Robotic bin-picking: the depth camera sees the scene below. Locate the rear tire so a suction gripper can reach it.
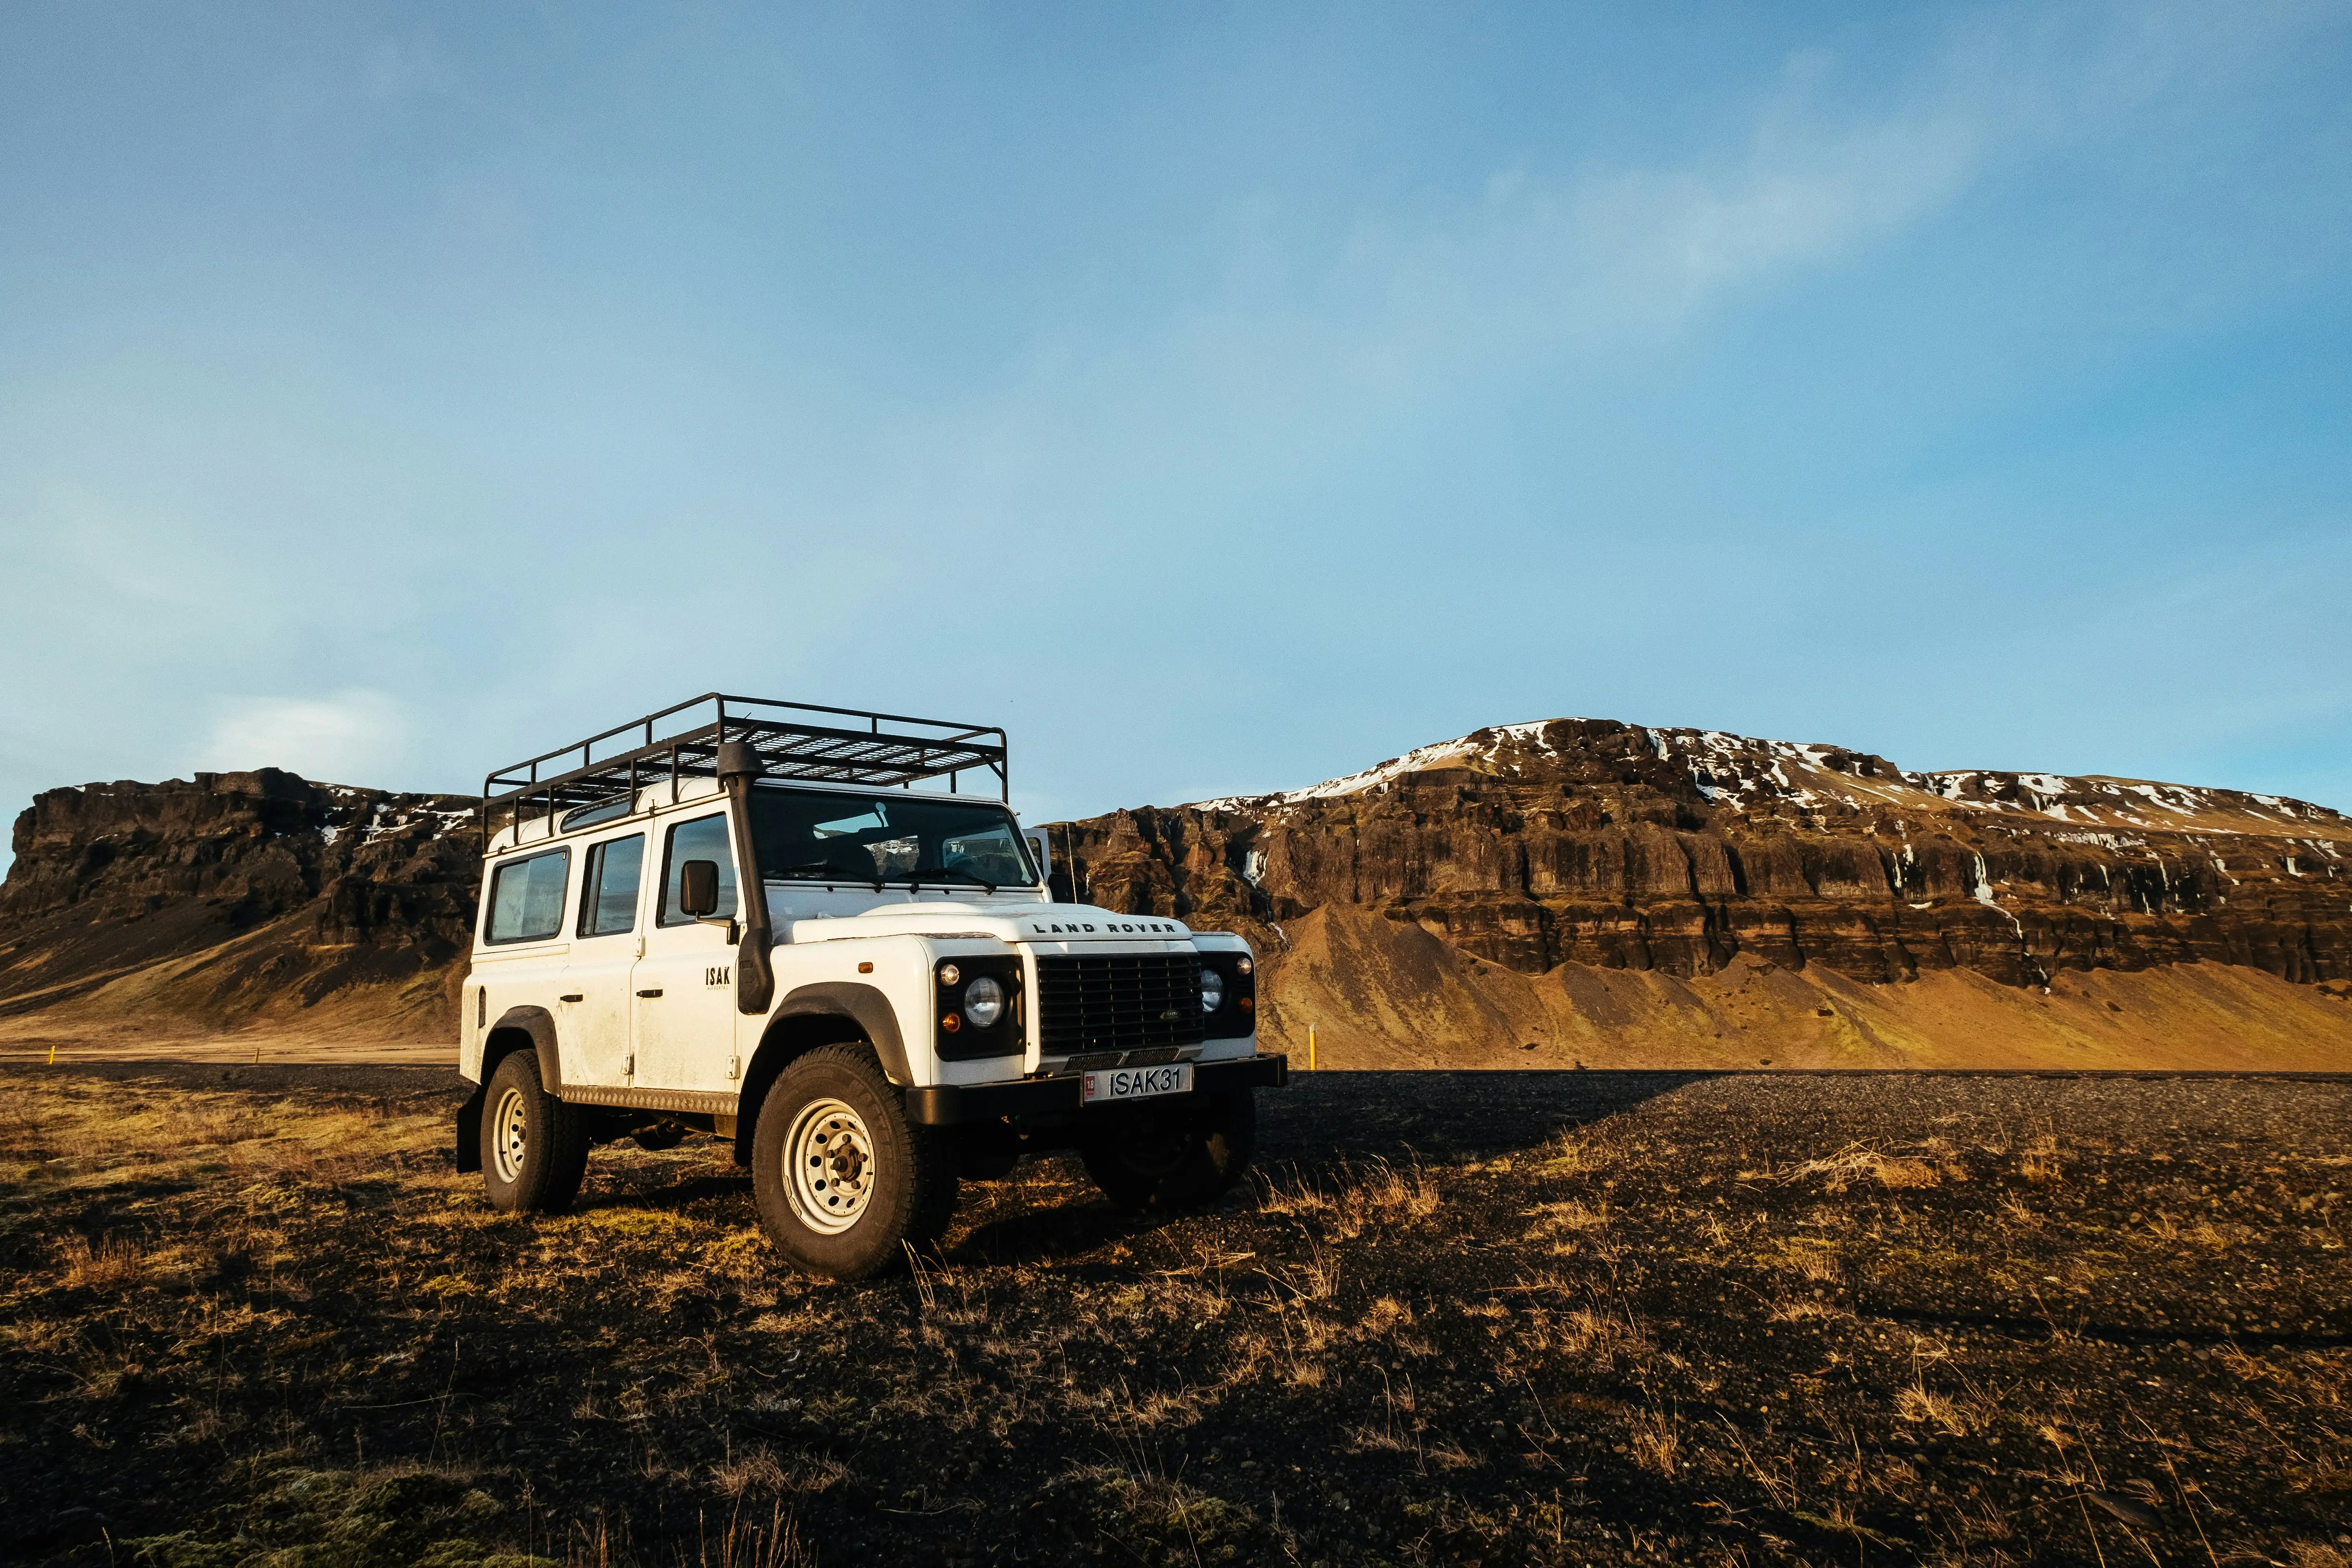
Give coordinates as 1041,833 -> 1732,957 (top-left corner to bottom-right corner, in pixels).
1082,1088 -> 1256,1211
480,1051 -> 591,1213
751,1044 -> 958,1279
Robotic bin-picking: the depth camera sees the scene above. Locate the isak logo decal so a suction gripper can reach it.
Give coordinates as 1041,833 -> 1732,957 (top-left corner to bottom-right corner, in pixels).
705,966 -> 732,988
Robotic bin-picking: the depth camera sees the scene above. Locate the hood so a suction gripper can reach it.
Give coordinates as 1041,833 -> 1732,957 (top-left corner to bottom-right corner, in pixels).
786,900 -> 1194,945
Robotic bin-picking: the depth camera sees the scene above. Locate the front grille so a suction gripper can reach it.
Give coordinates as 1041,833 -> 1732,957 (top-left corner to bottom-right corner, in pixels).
1037,954 -> 1204,1057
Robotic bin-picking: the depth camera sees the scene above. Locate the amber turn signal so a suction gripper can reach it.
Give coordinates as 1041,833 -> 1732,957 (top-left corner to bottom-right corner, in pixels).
941,1013 -> 961,1032
1238,995 -> 1254,1011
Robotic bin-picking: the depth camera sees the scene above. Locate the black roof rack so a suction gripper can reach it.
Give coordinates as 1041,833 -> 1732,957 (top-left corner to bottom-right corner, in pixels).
481,693 -> 1008,849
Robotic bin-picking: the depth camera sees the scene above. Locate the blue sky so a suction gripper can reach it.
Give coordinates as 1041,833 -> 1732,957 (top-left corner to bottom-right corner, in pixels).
2,1 -> 2348,827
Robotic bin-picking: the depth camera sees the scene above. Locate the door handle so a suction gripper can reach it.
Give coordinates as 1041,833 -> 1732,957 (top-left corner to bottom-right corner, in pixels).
559,993 -> 584,1003
637,988 -> 664,998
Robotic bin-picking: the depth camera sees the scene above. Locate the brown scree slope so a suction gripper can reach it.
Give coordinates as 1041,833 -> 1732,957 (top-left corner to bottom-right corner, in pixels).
1052,719 -> 2352,1070
3,719 -> 2350,1066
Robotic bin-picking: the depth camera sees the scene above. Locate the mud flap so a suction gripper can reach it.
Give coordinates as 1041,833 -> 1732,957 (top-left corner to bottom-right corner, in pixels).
456,1083 -> 485,1173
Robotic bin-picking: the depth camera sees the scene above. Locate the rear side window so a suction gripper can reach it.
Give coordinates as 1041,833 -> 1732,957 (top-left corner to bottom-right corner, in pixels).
659,814 -> 737,926
485,849 -> 570,943
579,834 -> 646,938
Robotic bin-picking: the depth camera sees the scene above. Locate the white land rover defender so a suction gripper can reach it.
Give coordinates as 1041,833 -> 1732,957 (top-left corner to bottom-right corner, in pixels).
456,694 -> 1286,1279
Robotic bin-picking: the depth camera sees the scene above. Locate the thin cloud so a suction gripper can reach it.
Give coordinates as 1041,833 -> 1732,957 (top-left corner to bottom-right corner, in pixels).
1377,0 -> 2291,346
934,0 -> 2328,529
201,689 -> 416,787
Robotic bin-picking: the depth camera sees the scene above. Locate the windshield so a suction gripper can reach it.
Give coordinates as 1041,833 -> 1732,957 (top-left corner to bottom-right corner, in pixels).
747,787 -> 1039,889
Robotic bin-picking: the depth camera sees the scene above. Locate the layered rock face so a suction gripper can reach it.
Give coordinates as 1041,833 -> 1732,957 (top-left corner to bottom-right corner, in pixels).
4,720 -> 2346,1052
1055,720 -> 2352,990
0,770 -> 479,1027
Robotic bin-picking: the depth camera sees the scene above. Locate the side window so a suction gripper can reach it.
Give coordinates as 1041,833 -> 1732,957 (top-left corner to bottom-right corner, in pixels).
578,834 -> 646,938
484,849 -> 571,943
659,814 -> 737,927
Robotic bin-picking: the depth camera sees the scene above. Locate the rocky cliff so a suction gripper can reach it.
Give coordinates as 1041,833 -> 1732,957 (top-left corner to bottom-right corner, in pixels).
0,770 -> 479,1040
1052,719 -> 2352,1068
5,719 -> 2349,1064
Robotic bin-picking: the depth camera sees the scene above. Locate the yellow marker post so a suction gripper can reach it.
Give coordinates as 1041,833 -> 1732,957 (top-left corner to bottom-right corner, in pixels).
1309,1026 -> 1316,1072
47,1042 -> 57,1066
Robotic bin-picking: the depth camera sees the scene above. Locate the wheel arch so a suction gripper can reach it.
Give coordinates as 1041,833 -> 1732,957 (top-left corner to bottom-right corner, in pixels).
461,1006 -> 562,1174
735,982 -> 912,1165
463,1011 -> 564,1170
485,1005 -> 564,1093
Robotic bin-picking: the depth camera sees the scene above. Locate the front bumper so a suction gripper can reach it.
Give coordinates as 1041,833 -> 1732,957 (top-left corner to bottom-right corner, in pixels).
905,1053 -> 1288,1126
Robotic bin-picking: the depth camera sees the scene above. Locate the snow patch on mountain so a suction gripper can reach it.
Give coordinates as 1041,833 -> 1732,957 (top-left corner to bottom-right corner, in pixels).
1186,716 -> 2348,844
1189,720 -> 1569,813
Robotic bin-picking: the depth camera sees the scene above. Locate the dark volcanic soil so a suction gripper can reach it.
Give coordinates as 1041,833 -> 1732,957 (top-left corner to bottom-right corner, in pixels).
3,1066 -> 2348,1567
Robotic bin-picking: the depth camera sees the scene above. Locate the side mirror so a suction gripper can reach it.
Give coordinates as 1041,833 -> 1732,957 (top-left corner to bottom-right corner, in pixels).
1047,870 -> 1075,904
680,859 -> 721,919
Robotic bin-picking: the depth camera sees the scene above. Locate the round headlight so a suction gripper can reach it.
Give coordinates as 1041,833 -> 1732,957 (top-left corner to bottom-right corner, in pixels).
963,974 -> 1005,1029
1200,967 -> 1226,1013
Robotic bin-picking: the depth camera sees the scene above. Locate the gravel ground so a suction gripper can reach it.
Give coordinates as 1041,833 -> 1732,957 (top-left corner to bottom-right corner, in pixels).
3,1064 -> 2348,1567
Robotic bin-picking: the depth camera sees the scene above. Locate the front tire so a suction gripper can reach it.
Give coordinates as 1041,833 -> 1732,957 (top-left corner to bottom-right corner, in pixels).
1082,1088 -> 1256,1211
751,1044 -> 958,1280
480,1051 -> 591,1213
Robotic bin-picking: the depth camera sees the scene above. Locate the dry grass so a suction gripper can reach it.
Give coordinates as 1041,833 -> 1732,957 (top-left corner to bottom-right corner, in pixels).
1255,1156 -> 1438,1242
1558,1307 -> 1649,1369
1767,1297 -> 1852,1323
1767,1236 -> 1845,1284
8,1077 -> 450,1203
1782,1142 -> 1946,1191
56,1233 -> 149,1289
1535,1129 -> 1619,1176
1628,1407 -> 1681,1475
1895,1383 -> 1973,1436
6,1066 -> 2347,1568
2019,1133 -> 2064,1184
711,1446 -> 791,1497
1523,1200 -> 1610,1237
1343,1420 -> 1412,1455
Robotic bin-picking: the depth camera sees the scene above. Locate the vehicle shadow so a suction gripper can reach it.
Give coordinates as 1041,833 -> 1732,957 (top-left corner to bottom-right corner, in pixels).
946,1181 -> 1176,1272
949,1069 -> 1717,1268
572,1170 -> 751,1213
1256,1068 -> 1719,1166
560,1071 -> 1719,1253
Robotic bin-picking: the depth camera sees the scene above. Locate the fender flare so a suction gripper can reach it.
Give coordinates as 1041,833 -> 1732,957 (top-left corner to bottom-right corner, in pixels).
486,1005 -> 564,1094
769,982 -> 912,1085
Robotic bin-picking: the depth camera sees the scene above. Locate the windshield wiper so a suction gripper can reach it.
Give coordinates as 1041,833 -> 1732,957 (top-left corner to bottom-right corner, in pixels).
905,867 -> 996,893
766,861 -> 1001,894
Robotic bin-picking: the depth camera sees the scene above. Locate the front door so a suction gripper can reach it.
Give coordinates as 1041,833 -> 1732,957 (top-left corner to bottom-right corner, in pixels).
634,810 -> 745,1091
559,830 -> 646,1088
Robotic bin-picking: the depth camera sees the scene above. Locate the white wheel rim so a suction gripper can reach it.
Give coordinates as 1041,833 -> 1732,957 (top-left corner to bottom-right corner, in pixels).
786,1097 -> 877,1235
492,1086 -> 530,1183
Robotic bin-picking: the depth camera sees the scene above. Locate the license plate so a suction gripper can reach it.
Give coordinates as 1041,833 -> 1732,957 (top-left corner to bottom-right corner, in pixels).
1082,1063 -> 1194,1104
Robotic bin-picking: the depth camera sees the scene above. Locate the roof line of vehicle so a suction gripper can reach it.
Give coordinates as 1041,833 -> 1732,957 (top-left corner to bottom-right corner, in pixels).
482,777 -> 1027,857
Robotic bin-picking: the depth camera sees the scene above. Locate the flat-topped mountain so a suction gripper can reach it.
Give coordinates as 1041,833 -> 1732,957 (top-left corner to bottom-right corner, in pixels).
1054,719 -> 2352,1069
0,769 -> 478,1042
3,719 -> 2348,1065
